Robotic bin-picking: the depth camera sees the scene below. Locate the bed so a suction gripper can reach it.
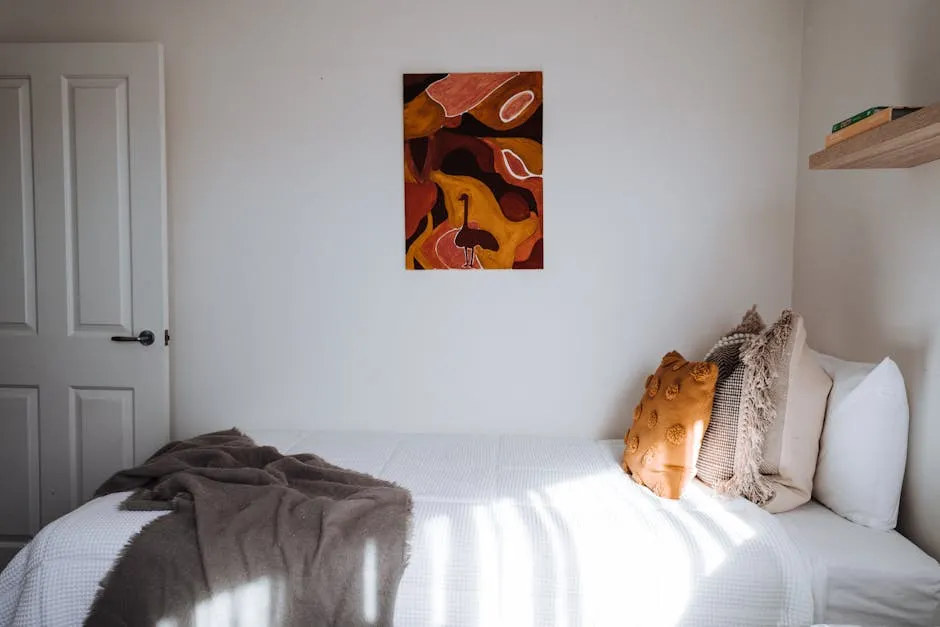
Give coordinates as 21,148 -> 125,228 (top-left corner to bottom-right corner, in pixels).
1,430 -> 937,626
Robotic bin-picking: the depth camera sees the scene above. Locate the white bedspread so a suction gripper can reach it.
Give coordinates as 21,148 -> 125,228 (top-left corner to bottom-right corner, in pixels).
1,432 -> 814,626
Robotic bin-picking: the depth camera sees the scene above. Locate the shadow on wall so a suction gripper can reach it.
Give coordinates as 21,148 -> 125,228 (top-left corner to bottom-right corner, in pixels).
828,191 -> 937,548
905,0 -> 940,104
898,3 -> 940,548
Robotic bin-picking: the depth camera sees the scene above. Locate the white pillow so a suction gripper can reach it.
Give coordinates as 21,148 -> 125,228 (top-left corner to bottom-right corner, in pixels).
810,351 -> 909,530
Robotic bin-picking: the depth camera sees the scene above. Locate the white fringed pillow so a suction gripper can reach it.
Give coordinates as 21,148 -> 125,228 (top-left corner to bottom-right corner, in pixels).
811,351 -> 909,530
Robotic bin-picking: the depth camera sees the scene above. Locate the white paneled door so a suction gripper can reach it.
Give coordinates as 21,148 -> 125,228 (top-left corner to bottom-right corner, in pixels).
0,44 -> 168,559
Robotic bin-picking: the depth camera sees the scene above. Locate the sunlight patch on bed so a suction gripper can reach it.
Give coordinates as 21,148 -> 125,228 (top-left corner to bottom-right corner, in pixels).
690,488 -> 756,546
543,468 -> 693,625
473,504 -> 500,625
670,506 -> 727,576
529,491 -> 569,626
424,515 -> 452,625
466,499 -> 536,625
493,499 -> 534,625
173,575 -> 284,627
363,537 -> 378,623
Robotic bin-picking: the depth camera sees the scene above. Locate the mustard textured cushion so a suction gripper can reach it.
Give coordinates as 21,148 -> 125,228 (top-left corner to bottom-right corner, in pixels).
622,352 -> 718,499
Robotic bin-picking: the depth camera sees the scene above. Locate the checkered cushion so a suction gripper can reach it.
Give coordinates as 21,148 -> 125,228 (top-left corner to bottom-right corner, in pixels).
698,361 -> 745,486
704,332 -> 752,382
698,333 -> 754,487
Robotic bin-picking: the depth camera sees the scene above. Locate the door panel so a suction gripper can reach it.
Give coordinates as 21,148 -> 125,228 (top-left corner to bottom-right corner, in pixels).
0,386 -> 40,536
71,387 -> 134,505
0,78 -> 37,335
0,43 -> 168,528
64,77 -> 132,334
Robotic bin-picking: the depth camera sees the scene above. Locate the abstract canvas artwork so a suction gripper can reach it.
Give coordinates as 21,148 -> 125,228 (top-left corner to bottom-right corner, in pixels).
403,72 -> 543,270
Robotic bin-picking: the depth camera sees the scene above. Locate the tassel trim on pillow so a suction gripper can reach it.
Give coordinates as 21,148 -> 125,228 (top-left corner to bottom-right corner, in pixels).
715,309 -> 793,504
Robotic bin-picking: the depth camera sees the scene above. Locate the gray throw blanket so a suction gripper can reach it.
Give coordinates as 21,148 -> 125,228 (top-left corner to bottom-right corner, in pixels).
85,429 -> 412,627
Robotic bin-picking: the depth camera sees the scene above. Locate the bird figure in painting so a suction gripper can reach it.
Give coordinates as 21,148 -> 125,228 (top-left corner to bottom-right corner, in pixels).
455,193 -> 499,268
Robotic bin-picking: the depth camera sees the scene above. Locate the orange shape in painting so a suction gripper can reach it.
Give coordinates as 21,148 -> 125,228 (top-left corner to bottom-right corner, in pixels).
425,72 -> 519,118
514,220 -> 542,263
405,213 -> 433,269
403,92 -> 445,140
404,143 -> 419,183
484,138 -> 543,177
404,181 -> 437,239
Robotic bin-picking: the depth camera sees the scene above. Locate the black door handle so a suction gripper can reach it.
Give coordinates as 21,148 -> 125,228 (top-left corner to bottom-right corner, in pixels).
110,330 -> 155,346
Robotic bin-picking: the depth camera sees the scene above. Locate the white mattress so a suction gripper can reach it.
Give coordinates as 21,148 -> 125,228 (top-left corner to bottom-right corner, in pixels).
778,500 -> 940,626
2,431 -> 816,626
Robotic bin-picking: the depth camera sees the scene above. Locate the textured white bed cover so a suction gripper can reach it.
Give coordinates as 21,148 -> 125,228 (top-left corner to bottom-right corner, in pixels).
0,430 -> 932,625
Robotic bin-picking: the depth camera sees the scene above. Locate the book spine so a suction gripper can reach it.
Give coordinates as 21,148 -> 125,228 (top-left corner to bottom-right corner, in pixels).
831,107 -> 886,133
825,108 -> 894,147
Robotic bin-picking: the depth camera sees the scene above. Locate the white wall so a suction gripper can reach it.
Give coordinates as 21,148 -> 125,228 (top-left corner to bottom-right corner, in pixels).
795,0 -> 940,558
0,1 -> 804,439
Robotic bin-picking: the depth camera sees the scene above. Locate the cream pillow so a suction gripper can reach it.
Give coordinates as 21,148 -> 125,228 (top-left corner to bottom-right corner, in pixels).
757,313 -> 832,513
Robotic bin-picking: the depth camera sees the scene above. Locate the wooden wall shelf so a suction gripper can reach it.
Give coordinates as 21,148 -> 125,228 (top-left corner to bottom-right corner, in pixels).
809,102 -> 940,170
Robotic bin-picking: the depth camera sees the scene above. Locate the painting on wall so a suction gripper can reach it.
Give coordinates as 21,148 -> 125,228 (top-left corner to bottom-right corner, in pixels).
403,72 -> 543,270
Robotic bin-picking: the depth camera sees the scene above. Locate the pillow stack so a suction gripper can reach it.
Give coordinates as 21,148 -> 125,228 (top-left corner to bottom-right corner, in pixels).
697,307 -> 833,513
623,306 -> 911,523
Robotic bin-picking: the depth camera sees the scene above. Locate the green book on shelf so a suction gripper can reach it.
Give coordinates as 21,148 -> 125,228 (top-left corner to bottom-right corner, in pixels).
832,107 -> 888,133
